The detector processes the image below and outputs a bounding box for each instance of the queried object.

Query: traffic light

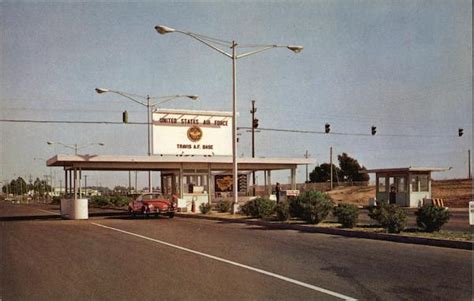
[371,126,377,136]
[458,128,463,137]
[122,110,128,123]
[253,118,259,129]
[325,123,330,134]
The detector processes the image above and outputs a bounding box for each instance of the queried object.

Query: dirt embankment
[327,179,472,208]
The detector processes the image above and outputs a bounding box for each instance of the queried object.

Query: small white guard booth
[361,167,449,208]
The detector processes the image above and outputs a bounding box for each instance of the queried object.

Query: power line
[0,119,146,125]
[237,126,461,138]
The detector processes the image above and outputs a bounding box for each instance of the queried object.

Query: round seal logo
[187,126,203,142]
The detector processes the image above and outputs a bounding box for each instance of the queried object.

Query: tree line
[309,152,370,183]
[2,177,52,196]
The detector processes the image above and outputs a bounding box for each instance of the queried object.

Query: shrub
[89,195,112,207]
[110,195,130,207]
[216,200,231,213]
[199,203,212,214]
[275,201,290,221]
[333,203,359,228]
[240,198,276,218]
[368,202,407,233]
[415,205,451,232]
[291,191,333,224]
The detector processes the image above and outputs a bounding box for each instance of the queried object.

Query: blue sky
[1,1,472,188]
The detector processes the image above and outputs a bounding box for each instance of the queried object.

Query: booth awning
[360,167,450,174]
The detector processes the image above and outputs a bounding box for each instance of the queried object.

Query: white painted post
[469,201,474,225]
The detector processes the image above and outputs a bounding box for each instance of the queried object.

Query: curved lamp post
[155,24,302,213]
[95,88,198,192]
[47,141,104,155]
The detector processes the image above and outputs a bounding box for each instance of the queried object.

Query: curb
[176,213,473,251]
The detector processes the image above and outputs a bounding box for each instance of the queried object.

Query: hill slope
[326,179,472,208]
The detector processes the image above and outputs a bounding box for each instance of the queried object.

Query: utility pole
[250,100,257,196]
[330,146,333,190]
[304,150,310,183]
[469,149,472,179]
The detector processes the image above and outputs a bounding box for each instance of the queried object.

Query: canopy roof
[360,167,450,174]
[47,154,314,171]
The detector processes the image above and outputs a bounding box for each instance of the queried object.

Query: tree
[337,153,370,182]
[2,177,28,195]
[309,163,341,183]
[33,177,51,196]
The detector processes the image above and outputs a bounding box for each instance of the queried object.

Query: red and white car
[128,193,177,218]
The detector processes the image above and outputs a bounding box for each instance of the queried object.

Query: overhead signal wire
[0,119,465,138]
[237,126,462,138]
[0,119,147,125]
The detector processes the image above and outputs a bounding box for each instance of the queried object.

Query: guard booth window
[419,175,429,192]
[378,177,386,192]
[396,177,406,192]
[411,176,419,192]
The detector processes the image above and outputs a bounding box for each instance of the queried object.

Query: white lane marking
[91,222,357,301]
[36,209,60,215]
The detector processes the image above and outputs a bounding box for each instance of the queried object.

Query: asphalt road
[1,202,472,301]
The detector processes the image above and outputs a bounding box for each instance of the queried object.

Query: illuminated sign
[215,174,248,193]
[152,109,233,156]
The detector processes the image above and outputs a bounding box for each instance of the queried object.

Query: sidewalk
[176,212,473,251]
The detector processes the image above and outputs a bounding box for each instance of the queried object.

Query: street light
[95,88,198,192]
[47,141,104,155]
[155,24,303,213]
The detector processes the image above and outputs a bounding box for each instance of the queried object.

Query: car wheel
[168,212,175,219]
[128,207,136,218]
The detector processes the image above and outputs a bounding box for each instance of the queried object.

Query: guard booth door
[391,176,408,206]
[377,175,408,206]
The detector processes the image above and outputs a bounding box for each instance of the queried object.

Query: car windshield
[141,193,162,200]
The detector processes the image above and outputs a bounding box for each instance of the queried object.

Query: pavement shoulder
[176,213,473,251]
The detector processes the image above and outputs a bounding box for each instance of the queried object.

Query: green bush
[89,195,112,207]
[216,200,231,213]
[275,201,290,221]
[415,205,451,232]
[110,195,130,207]
[290,191,333,224]
[368,202,407,233]
[199,203,212,214]
[333,203,359,228]
[240,198,276,218]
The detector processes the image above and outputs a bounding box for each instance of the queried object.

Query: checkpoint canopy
[360,167,449,207]
[47,154,314,205]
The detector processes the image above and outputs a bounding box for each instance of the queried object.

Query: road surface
[1,202,471,300]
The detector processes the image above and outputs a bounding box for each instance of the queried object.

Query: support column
[207,164,212,204]
[78,169,82,198]
[291,168,296,190]
[266,170,272,195]
[73,168,78,201]
[64,170,68,197]
[179,164,184,199]
[69,170,73,195]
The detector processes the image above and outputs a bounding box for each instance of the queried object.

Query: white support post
[179,164,184,199]
[208,164,212,204]
[291,168,296,190]
[73,168,78,201]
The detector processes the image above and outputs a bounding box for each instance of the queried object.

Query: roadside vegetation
[232,191,463,240]
[88,195,131,207]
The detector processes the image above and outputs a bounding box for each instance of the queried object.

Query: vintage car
[128,193,177,218]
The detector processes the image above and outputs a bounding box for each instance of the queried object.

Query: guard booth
[361,167,448,208]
